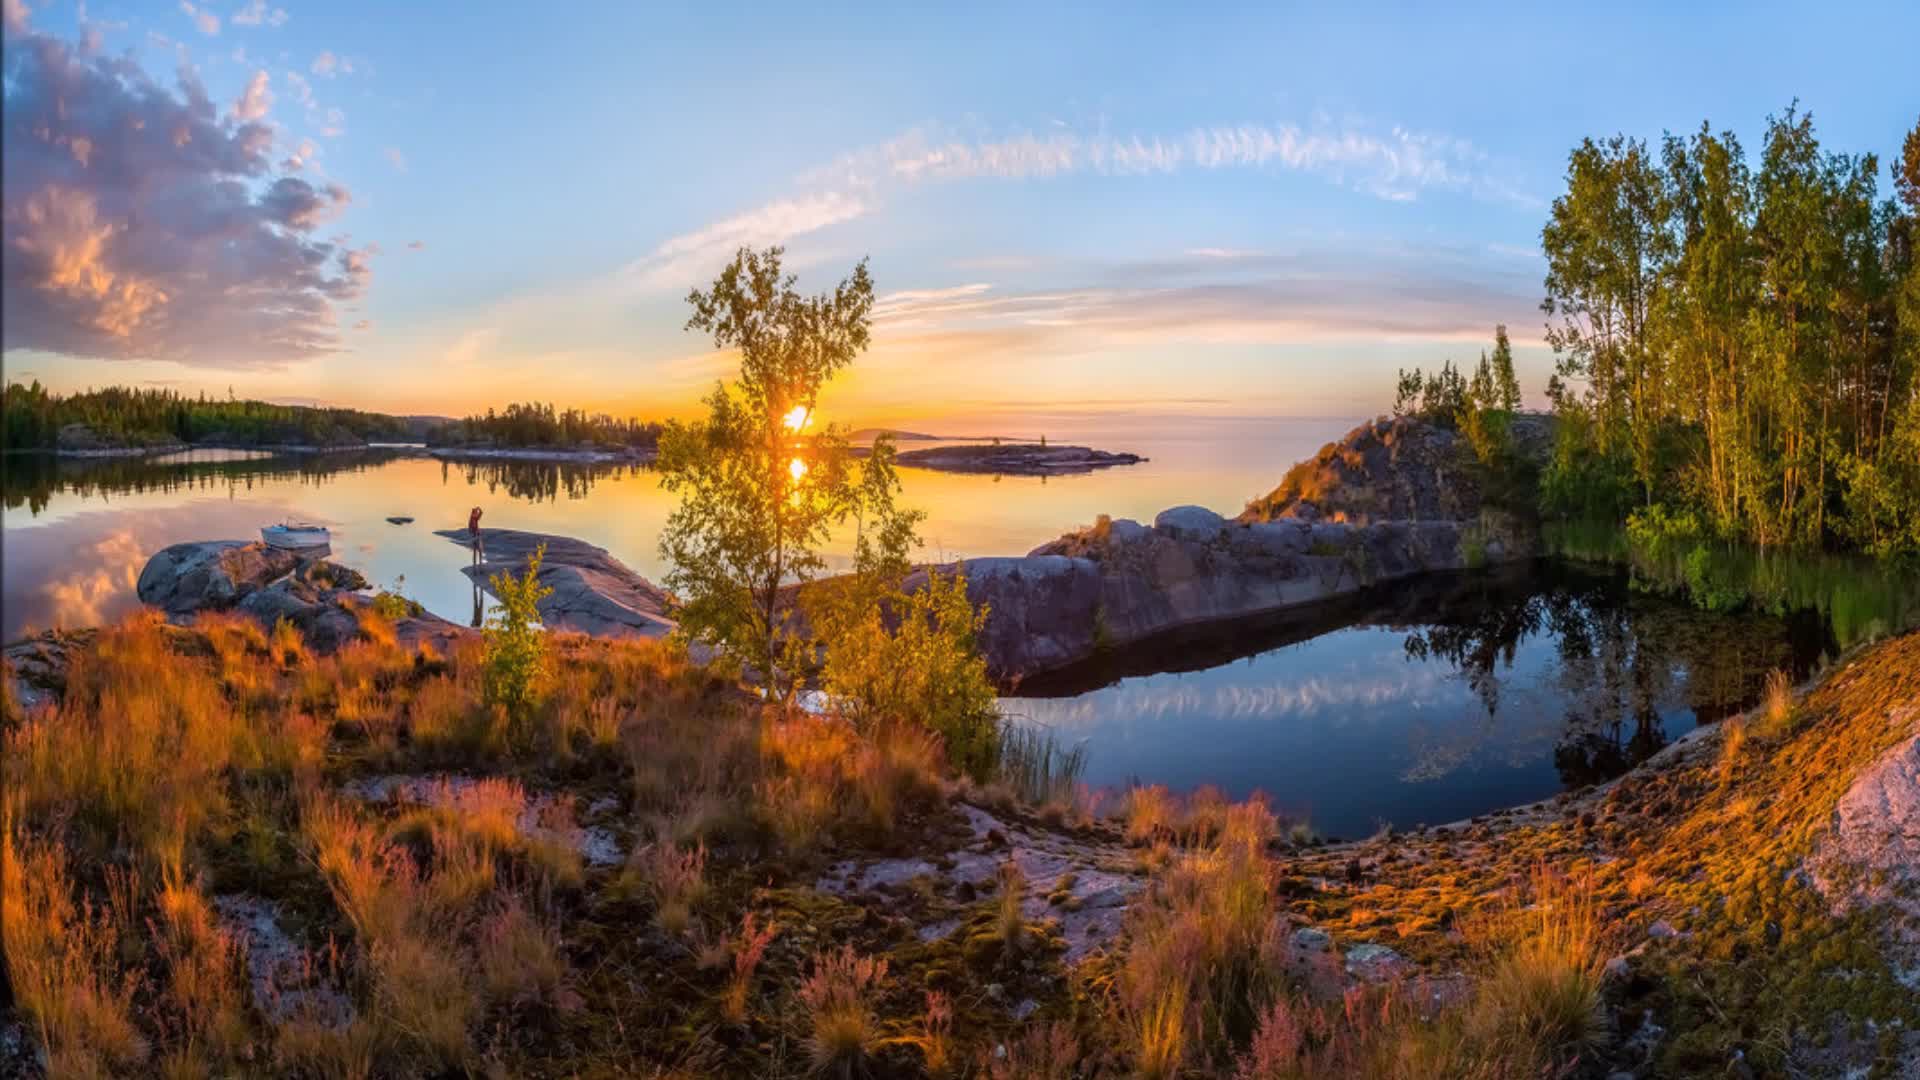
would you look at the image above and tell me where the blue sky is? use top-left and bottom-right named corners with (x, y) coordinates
top-left (5, 0), bottom-right (1917, 428)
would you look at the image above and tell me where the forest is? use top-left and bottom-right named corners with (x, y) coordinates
top-left (0, 383), bottom-right (416, 450)
top-left (1535, 107), bottom-right (1920, 556)
top-left (424, 402), bottom-right (663, 450)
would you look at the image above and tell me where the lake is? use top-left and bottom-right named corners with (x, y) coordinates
top-left (0, 417), bottom-right (1876, 836)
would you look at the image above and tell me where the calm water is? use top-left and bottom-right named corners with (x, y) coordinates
top-left (1006, 564), bottom-right (1833, 839)
top-left (0, 419), bottom-right (1858, 834)
top-left (0, 417), bottom-right (1354, 639)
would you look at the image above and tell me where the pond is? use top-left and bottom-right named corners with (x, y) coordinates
top-left (1005, 562), bottom-right (1840, 840)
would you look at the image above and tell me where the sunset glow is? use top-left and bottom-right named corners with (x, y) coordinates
top-left (6, 4), bottom-right (1911, 429)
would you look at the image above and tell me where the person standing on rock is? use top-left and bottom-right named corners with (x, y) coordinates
top-left (468, 506), bottom-right (484, 565)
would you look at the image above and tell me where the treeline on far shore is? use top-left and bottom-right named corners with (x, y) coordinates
top-left (0, 383), bottom-right (664, 454)
top-left (0, 382), bottom-right (423, 450)
top-left (424, 401), bottom-right (663, 450)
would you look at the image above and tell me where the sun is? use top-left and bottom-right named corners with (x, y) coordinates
top-left (781, 404), bottom-right (811, 433)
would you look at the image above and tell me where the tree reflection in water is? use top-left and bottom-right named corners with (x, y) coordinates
top-left (2, 450), bottom-right (646, 517)
top-left (1398, 563), bottom-right (1829, 788)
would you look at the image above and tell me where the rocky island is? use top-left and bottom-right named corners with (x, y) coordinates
top-left (890, 442), bottom-right (1146, 476)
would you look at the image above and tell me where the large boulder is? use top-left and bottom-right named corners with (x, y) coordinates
top-left (137, 541), bottom-right (301, 613)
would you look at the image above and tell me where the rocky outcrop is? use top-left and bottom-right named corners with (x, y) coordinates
top-left (891, 443), bottom-right (1145, 476)
top-left (1810, 714), bottom-right (1920, 987)
top-left (137, 540), bottom-right (306, 613)
top-left (134, 540), bottom-right (464, 652)
top-left (938, 504), bottom-right (1513, 684)
top-left (436, 528), bottom-right (675, 639)
top-left (1241, 413), bottom-right (1552, 525)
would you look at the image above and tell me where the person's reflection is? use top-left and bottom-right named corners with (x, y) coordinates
top-left (471, 581), bottom-right (484, 628)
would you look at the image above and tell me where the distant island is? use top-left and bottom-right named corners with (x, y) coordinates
top-left (892, 442), bottom-right (1145, 476)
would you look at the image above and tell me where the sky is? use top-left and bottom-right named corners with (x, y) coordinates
top-left (4, 1), bottom-right (1918, 432)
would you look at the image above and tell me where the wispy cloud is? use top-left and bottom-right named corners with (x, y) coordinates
top-left (230, 0), bottom-right (286, 28)
top-left (384, 147), bottom-right (408, 173)
top-left (617, 191), bottom-right (867, 292)
top-left (624, 119), bottom-right (1534, 296)
top-left (179, 0), bottom-right (219, 35)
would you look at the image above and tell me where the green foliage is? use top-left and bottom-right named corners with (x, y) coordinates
top-left (426, 401), bottom-right (661, 450)
top-left (1391, 358), bottom-right (1467, 428)
top-left (655, 246), bottom-right (876, 702)
top-left (656, 246), bottom-right (1001, 768)
top-left (814, 567), bottom-right (1002, 782)
top-left (483, 544), bottom-right (552, 722)
top-left (1, 380), bottom-right (413, 449)
top-left (371, 575), bottom-right (423, 621)
top-left (1540, 109), bottom-right (1920, 552)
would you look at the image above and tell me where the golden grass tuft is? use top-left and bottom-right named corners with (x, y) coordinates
top-left (796, 945), bottom-right (888, 1077)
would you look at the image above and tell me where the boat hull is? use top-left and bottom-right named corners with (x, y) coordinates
top-left (261, 526), bottom-right (330, 550)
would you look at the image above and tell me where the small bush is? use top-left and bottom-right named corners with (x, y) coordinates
top-left (483, 543), bottom-right (553, 726)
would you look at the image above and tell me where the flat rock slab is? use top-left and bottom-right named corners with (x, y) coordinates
top-left (435, 528), bottom-right (675, 640)
top-left (817, 801), bottom-right (1145, 963)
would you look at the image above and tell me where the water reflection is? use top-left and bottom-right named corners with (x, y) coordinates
top-left (1007, 564), bottom-right (1833, 839)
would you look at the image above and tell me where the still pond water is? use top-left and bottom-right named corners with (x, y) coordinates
top-left (0, 418), bottom-right (1870, 837)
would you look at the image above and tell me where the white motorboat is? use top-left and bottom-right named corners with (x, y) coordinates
top-left (261, 522), bottom-right (331, 550)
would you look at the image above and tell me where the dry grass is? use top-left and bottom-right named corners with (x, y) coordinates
top-left (0, 827), bottom-right (151, 1078)
top-left (625, 839), bottom-right (708, 935)
top-left (720, 912), bottom-right (778, 1024)
top-left (796, 945), bottom-right (888, 1077)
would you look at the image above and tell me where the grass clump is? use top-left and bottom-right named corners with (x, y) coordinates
top-left (797, 945), bottom-right (888, 1077)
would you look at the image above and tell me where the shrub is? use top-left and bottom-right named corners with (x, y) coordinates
top-left (482, 543), bottom-right (552, 725)
top-left (814, 568), bottom-right (1003, 782)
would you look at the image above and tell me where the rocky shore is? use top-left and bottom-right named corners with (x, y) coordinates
top-left (434, 527), bottom-right (676, 639)
top-left (132, 538), bottom-right (471, 654)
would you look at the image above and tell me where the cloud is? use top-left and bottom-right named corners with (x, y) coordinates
top-left (4, 0), bottom-right (30, 35)
top-left (230, 68), bottom-right (272, 121)
top-left (280, 137), bottom-right (317, 171)
top-left (179, 0), bottom-right (219, 35)
top-left (407, 239), bottom-right (426, 250)
top-left (319, 106), bottom-right (345, 137)
top-left (230, 0), bottom-right (286, 27)
top-left (617, 191), bottom-right (866, 292)
top-left (283, 69), bottom-right (313, 105)
top-left (352, 318), bottom-right (371, 331)
top-left (309, 50), bottom-right (354, 78)
top-left (384, 147), bottom-right (407, 173)
top-left (865, 248), bottom-right (1539, 356)
top-left (628, 118), bottom-right (1534, 295)
top-left (1, 25), bottom-right (372, 369)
